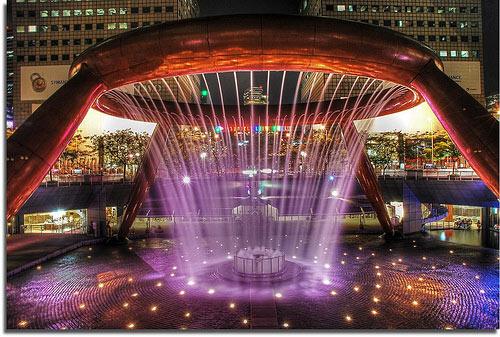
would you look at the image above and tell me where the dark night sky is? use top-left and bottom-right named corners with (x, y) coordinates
top-left (198, 0), bottom-right (499, 97)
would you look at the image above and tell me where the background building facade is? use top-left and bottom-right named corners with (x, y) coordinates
top-left (299, 0), bottom-right (485, 105)
top-left (9, 0), bottom-right (199, 127)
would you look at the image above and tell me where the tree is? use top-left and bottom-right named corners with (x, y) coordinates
top-left (91, 129), bottom-right (150, 180)
top-left (60, 131), bottom-right (93, 173)
top-left (366, 133), bottom-right (399, 174)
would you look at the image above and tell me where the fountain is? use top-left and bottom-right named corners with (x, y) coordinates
top-left (233, 247), bottom-right (285, 277)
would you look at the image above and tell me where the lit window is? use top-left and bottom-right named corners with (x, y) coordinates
top-left (371, 5), bottom-right (379, 12)
top-left (109, 8), bottom-right (117, 15)
top-left (107, 23), bottom-right (117, 30)
top-left (51, 10), bottom-right (59, 17)
top-left (28, 25), bottom-right (37, 32)
top-left (450, 50), bottom-right (457, 57)
top-left (16, 26), bottom-right (25, 33)
top-left (119, 8), bottom-right (127, 15)
top-left (16, 0), bottom-right (25, 3)
top-left (40, 10), bottom-right (48, 17)
top-left (359, 5), bottom-right (367, 12)
top-left (460, 51), bottom-right (469, 58)
top-left (63, 10), bottom-right (71, 16)
top-left (448, 7), bottom-right (457, 13)
top-left (119, 23), bottom-right (128, 29)
top-left (395, 20), bottom-right (404, 27)
top-left (74, 10), bottom-right (82, 16)
top-left (437, 7), bottom-right (445, 13)
top-left (85, 9), bottom-right (94, 16)
top-left (459, 21), bottom-right (468, 29)
top-left (439, 51), bottom-right (448, 57)
top-left (97, 8), bottom-right (104, 16)
top-left (337, 5), bottom-right (346, 12)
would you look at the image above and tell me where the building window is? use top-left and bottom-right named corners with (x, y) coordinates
top-left (371, 20), bottom-right (379, 25)
top-left (359, 5), bottom-right (367, 12)
top-left (395, 20), bottom-right (403, 27)
top-left (437, 7), bottom-right (445, 14)
top-left (120, 8), bottom-right (127, 15)
top-left (448, 7), bottom-right (457, 13)
top-left (417, 35), bottom-right (425, 42)
top-left (85, 38), bottom-right (92, 45)
top-left (62, 10), bottom-right (71, 17)
top-left (16, 10), bottom-right (24, 17)
top-left (74, 39), bottom-right (81, 45)
top-left (107, 23), bottom-right (117, 30)
top-left (416, 21), bottom-right (424, 27)
top-left (450, 50), bottom-right (457, 57)
top-left (428, 35), bottom-right (436, 42)
top-left (16, 41), bottom-right (25, 47)
top-left (336, 5), bottom-right (346, 12)
top-left (96, 23), bottom-right (104, 30)
top-left (119, 23), bottom-right (128, 29)
top-left (460, 50), bottom-right (469, 58)
top-left (461, 36), bottom-right (469, 42)
top-left (393, 6), bottom-right (401, 12)
top-left (62, 24), bottom-right (70, 31)
top-left (459, 21), bottom-right (468, 29)
top-left (439, 51), bottom-right (447, 57)
top-left (383, 20), bottom-right (391, 27)
top-left (426, 6), bottom-right (435, 13)
top-left (439, 35), bottom-right (447, 42)
top-left (472, 36), bottom-right (480, 42)
top-left (97, 8), bottom-right (104, 16)
top-left (62, 39), bottom-right (69, 45)
top-left (427, 21), bottom-right (435, 27)
top-left (166, 6), bottom-right (174, 12)
top-left (109, 8), bottom-right (117, 15)
top-left (62, 54), bottom-right (70, 60)
top-left (325, 4), bottom-right (334, 11)
top-left (472, 50), bottom-right (480, 58)
top-left (85, 9), bottom-right (94, 16)
top-left (17, 55), bottom-right (25, 62)
top-left (28, 25), bottom-right (37, 33)
top-left (39, 55), bottom-right (47, 61)
top-left (131, 22), bottom-right (139, 29)
top-left (74, 24), bottom-right (81, 31)
top-left (143, 22), bottom-right (150, 27)
top-left (40, 10), bottom-right (48, 17)
top-left (471, 22), bottom-right (479, 28)
top-left (96, 38), bottom-right (104, 43)
top-left (450, 36), bottom-right (458, 42)
top-left (28, 55), bottom-right (36, 62)
top-left (154, 6), bottom-right (162, 13)
top-left (51, 55), bottom-right (58, 61)
top-left (459, 7), bottom-right (467, 13)
top-left (471, 7), bottom-right (478, 13)
top-left (438, 21), bottom-right (446, 27)
top-left (74, 10), bottom-right (82, 16)
top-left (371, 5), bottom-right (379, 12)
top-left (449, 21), bottom-right (457, 28)
top-left (131, 7), bottom-right (139, 14)
top-left (51, 10), bottom-right (59, 17)
top-left (382, 5), bottom-right (390, 12)
top-left (51, 39), bottom-right (58, 46)
top-left (415, 6), bottom-right (423, 13)
top-left (16, 26), bottom-right (25, 33)
top-left (39, 40), bottom-right (47, 46)
top-left (28, 40), bottom-right (36, 47)
top-left (85, 23), bottom-right (92, 30)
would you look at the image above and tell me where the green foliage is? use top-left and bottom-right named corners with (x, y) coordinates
top-left (366, 133), bottom-right (399, 173)
top-left (91, 129), bottom-right (150, 179)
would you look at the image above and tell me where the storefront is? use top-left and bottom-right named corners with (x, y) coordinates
top-left (23, 209), bottom-right (87, 234)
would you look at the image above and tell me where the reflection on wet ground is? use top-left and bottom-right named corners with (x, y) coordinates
top-left (7, 234), bottom-right (499, 330)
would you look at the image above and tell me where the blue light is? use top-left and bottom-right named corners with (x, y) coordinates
top-left (328, 175), bottom-right (335, 181)
top-left (214, 125), bottom-right (223, 134)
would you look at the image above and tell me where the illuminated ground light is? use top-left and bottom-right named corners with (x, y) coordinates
top-left (207, 288), bottom-right (215, 294)
top-left (229, 303), bottom-right (236, 309)
top-left (322, 279), bottom-right (332, 285)
top-left (373, 297), bottom-right (380, 303)
top-left (184, 312), bottom-right (191, 318)
top-left (126, 323), bottom-right (135, 329)
top-left (345, 315), bottom-right (352, 322)
top-left (412, 300), bottom-right (419, 306)
top-left (123, 302), bottom-right (129, 308)
top-left (131, 293), bottom-right (139, 297)
top-left (128, 277), bottom-right (133, 282)
top-left (17, 320), bottom-right (28, 328)
top-left (375, 284), bottom-right (381, 289)
top-left (283, 322), bottom-right (290, 328)
top-left (179, 290), bottom-right (186, 296)
top-left (275, 292), bottom-right (283, 298)
top-left (242, 319), bottom-right (249, 325)
top-left (36, 265), bottom-right (42, 270)
top-left (353, 286), bottom-right (360, 292)
top-left (371, 310), bottom-right (378, 316)
top-left (79, 303), bottom-right (86, 309)
top-left (150, 306), bottom-right (158, 312)
top-left (182, 176), bottom-right (191, 185)
top-left (156, 282), bottom-right (163, 287)
top-left (330, 290), bottom-right (337, 296)
top-left (98, 283), bottom-right (104, 288)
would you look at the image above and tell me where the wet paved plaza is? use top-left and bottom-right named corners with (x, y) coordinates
top-left (6, 234), bottom-right (499, 330)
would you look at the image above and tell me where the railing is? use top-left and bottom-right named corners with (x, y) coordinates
top-left (378, 169), bottom-right (480, 181)
top-left (39, 175), bottom-right (135, 188)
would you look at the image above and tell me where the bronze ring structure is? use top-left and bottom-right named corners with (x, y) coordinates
top-left (7, 14), bottom-right (499, 239)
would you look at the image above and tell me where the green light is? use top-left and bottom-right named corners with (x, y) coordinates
top-left (201, 89), bottom-right (208, 97)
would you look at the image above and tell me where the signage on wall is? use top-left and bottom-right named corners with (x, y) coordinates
top-left (442, 61), bottom-right (481, 95)
top-left (20, 65), bottom-right (71, 101)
